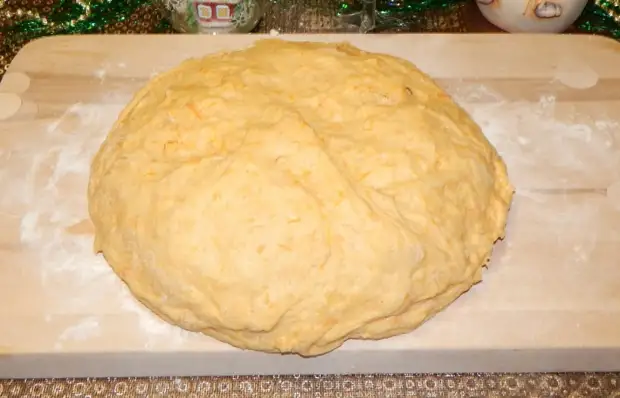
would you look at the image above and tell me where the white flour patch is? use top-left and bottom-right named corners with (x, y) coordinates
top-left (457, 91), bottom-right (619, 190)
top-left (54, 316), bottom-right (101, 350)
top-left (449, 83), bottom-right (504, 103)
top-left (120, 292), bottom-right (194, 349)
top-left (19, 98), bottom-right (124, 285)
top-left (453, 85), bottom-right (620, 269)
top-left (94, 68), bottom-right (106, 82)
top-left (7, 88), bottom-right (197, 349)
top-left (46, 103), bottom-right (80, 133)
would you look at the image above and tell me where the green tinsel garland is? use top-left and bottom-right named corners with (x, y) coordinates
top-left (1, 0), bottom-right (620, 65)
top-left (578, 0), bottom-right (620, 37)
top-left (2, 0), bottom-right (620, 37)
top-left (0, 0), bottom-right (169, 73)
top-left (337, 0), bottom-right (620, 37)
top-left (338, 0), bottom-right (462, 16)
top-left (2, 0), bottom-right (171, 37)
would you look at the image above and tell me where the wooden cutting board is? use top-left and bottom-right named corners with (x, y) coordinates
top-left (1, 33), bottom-right (620, 378)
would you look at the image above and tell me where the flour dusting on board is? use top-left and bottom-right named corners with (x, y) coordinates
top-left (451, 85), bottom-right (620, 189)
top-left (4, 80), bottom-right (620, 351)
top-left (55, 316), bottom-right (101, 349)
top-left (94, 69), bottom-right (106, 82)
top-left (9, 90), bottom-right (195, 350)
top-left (452, 85), bottom-right (620, 267)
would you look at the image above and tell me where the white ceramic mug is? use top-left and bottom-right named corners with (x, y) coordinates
top-left (475, 0), bottom-right (589, 33)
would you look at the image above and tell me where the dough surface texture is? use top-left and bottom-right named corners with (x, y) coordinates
top-left (88, 39), bottom-right (514, 356)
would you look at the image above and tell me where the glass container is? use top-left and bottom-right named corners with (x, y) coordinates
top-left (162, 0), bottom-right (263, 33)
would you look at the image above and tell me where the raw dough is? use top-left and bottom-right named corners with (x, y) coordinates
top-left (88, 39), bottom-right (514, 356)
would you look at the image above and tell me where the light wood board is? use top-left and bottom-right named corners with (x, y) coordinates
top-left (1, 33), bottom-right (620, 378)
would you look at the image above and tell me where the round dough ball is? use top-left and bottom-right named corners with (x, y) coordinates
top-left (88, 39), bottom-right (514, 357)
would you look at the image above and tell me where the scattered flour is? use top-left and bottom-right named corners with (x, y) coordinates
top-left (94, 69), bottom-right (106, 82)
top-left (452, 88), bottom-right (620, 190)
top-left (451, 84), bottom-right (620, 268)
top-left (55, 316), bottom-right (101, 350)
top-left (4, 76), bottom-right (620, 351)
top-left (7, 89), bottom-right (195, 350)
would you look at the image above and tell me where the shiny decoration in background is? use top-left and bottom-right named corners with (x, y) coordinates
top-left (1, 0), bottom-right (620, 79)
top-left (578, 0), bottom-right (620, 38)
top-left (160, 0), bottom-right (263, 33)
top-left (337, 0), bottom-right (464, 32)
top-left (337, 0), bottom-right (620, 36)
top-left (338, 0), bottom-right (461, 16)
top-left (0, 0), bottom-right (171, 77)
top-left (1, 0), bottom-right (169, 42)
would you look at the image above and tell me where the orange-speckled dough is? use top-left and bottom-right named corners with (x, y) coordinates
top-left (88, 39), bottom-right (514, 357)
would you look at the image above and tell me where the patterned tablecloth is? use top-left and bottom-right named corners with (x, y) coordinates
top-left (1, 0), bottom-right (620, 396)
top-left (0, 373), bottom-right (619, 397)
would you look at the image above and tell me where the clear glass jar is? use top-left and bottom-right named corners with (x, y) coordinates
top-left (162, 0), bottom-right (263, 34)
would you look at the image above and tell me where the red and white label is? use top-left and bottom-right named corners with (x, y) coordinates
top-left (192, 0), bottom-right (239, 27)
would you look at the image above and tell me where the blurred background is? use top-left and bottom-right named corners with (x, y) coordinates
top-left (1, 0), bottom-right (619, 79)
